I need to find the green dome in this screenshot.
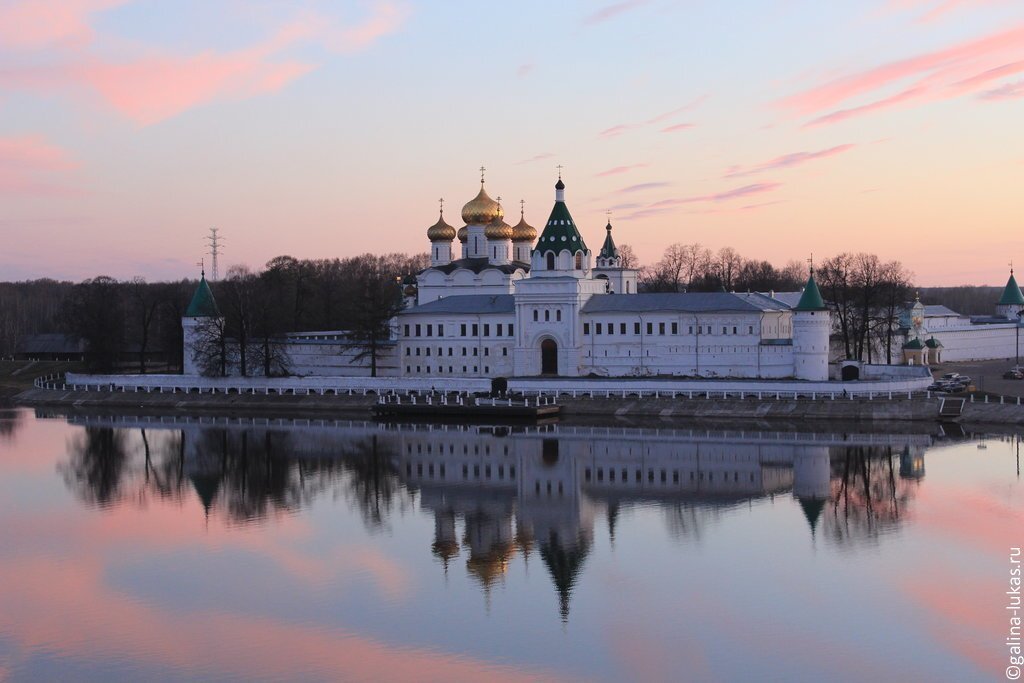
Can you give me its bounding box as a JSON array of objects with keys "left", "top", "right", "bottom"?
[
  {"left": 185, "top": 276, "right": 220, "bottom": 317},
  {"left": 903, "top": 338, "right": 924, "bottom": 350},
  {"left": 998, "top": 271, "right": 1024, "bottom": 306},
  {"left": 794, "top": 272, "right": 826, "bottom": 311}
]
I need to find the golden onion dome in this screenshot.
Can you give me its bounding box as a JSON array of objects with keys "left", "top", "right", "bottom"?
[
  {"left": 511, "top": 215, "right": 537, "bottom": 242},
  {"left": 461, "top": 184, "right": 503, "bottom": 225},
  {"left": 484, "top": 216, "right": 514, "bottom": 240},
  {"left": 457, "top": 225, "right": 468, "bottom": 243},
  {"left": 426, "top": 212, "right": 456, "bottom": 242}
]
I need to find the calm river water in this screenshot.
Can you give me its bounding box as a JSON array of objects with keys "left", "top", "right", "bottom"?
[{"left": 0, "top": 407, "right": 1020, "bottom": 682}]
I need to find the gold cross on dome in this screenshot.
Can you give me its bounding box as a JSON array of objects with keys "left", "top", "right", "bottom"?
[
  {"left": 520, "top": 198, "right": 525, "bottom": 216},
  {"left": 196, "top": 258, "right": 205, "bottom": 277},
  {"left": 556, "top": 164, "right": 564, "bottom": 179},
  {"left": 479, "top": 166, "right": 486, "bottom": 183},
  {"left": 807, "top": 253, "right": 814, "bottom": 273},
  {"left": 438, "top": 197, "right": 444, "bottom": 215}
]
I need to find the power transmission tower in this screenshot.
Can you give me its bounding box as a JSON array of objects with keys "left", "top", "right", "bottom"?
[{"left": 205, "top": 228, "right": 223, "bottom": 281}]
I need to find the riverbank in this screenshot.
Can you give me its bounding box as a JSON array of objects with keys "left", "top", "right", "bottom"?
[{"left": 14, "top": 385, "right": 1012, "bottom": 424}]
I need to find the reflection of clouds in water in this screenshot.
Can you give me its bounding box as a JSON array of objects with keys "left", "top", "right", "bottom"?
[{"left": 1, "top": 412, "right": 1006, "bottom": 681}]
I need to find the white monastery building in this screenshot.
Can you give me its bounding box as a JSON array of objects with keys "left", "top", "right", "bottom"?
[{"left": 181, "top": 172, "right": 1021, "bottom": 380}]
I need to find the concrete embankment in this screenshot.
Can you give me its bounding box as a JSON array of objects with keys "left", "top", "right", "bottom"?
[
  {"left": 17, "top": 386, "right": 1024, "bottom": 425},
  {"left": 14, "top": 387, "right": 377, "bottom": 416},
  {"left": 556, "top": 395, "right": 943, "bottom": 422}
]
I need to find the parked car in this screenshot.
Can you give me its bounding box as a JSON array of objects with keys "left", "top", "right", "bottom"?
[
  {"left": 1004, "top": 370, "right": 1023, "bottom": 380},
  {"left": 941, "top": 372, "right": 961, "bottom": 381}
]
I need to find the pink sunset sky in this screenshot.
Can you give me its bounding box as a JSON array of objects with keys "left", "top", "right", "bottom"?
[{"left": 1, "top": 0, "right": 1022, "bottom": 285}]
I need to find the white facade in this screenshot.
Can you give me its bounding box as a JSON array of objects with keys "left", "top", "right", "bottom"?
[{"left": 391, "top": 176, "right": 831, "bottom": 380}]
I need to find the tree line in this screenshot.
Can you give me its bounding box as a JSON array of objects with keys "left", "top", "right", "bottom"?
[
  {"left": 0, "top": 253, "right": 427, "bottom": 374},
  {"left": 636, "top": 244, "right": 916, "bottom": 362}
]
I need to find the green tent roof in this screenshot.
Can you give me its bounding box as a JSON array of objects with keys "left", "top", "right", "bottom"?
[
  {"left": 598, "top": 222, "right": 617, "bottom": 259},
  {"left": 903, "top": 338, "right": 924, "bottom": 350},
  {"left": 925, "top": 336, "right": 942, "bottom": 348},
  {"left": 799, "top": 497, "right": 826, "bottom": 533},
  {"left": 533, "top": 182, "right": 588, "bottom": 254},
  {"left": 794, "top": 272, "right": 826, "bottom": 311},
  {"left": 998, "top": 271, "right": 1024, "bottom": 306},
  {"left": 185, "top": 276, "right": 221, "bottom": 317}
]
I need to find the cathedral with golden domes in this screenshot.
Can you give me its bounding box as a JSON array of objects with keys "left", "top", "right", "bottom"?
[{"left": 393, "top": 171, "right": 831, "bottom": 380}]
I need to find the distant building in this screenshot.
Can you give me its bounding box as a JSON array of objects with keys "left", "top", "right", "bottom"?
[
  {"left": 15, "top": 333, "right": 85, "bottom": 361},
  {"left": 897, "top": 271, "right": 1024, "bottom": 364}
]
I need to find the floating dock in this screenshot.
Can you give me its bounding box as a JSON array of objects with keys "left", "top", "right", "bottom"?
[{"left": 372, "top": 394, "right": 560, "bottom": 422}]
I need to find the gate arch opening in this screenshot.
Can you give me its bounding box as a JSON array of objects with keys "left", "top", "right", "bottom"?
[{"left": 541, "top": 338, "right": 558, "bottom": 375}]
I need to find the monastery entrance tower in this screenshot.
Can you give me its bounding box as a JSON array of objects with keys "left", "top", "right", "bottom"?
[
  {"left": 513, "top": 176, "right": 606, "bottom": 376},
  {"left": 792, "top": 268, "right": 830, "bottom": 381}
]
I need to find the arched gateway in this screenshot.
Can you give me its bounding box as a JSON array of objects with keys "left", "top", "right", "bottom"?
[{"left": 541, "top": 339, "right": 558, "bottom": 375}]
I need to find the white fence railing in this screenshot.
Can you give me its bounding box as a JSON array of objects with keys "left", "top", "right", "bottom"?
[{"left": 29, "top": 370, "right": 957, "bottom": 404}]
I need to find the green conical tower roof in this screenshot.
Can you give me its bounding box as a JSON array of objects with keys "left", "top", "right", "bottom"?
[
  {"left": 794, "top": 270, "right": 826, "bottom": 311},
  {"left": 799, "top": 497, "right": 826, "bottom": 533},
  {"left": 185, "top": 274, "right": 221, "bottom": 317},
  {"left": 598, "top": 222, "right": 618, "bottom": 259},
  {"left": 998, "top": 270, "right": 1024, "bottom": 306},
  {"left": 533, "top": 177, "right": 588, "bottom": 254}
]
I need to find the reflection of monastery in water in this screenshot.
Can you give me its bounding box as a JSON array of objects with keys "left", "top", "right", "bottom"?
[{"left": 58, "top": 413, "right": 934, "bottom": 620}]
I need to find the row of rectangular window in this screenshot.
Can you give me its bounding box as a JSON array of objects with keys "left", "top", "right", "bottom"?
[
  {"left": 406, "top": 365, "right": 490, "bottom": 374},
  {"left": 405, "top": 462, "right": 517, "bottom": 481},
  {"left": 532, "top": 309, "right": 562, "bottom": 323},
  {"left": 403, "top": 323, "right": 513, "bottom": 338},
  {"left": 406, "top": 346, "right": 508, "bottom": 357},
  {"left": 584, "top": 467, "right": 753, "bottom": 484},
  {"left": 583, "top": 322, "right": 754, "bottom": 336}
]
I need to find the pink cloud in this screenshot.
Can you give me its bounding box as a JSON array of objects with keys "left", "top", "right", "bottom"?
[
  {"left": 651, "top": 182, "right": 782, "bottom": 208},
  {"left": 595, "top": 163, "right": 648, "bottom": 177},
  {"left": 952, "top": 59, "right": 1024, "bottom": 87},
  {"left": 725, "top": 144, "right": 855, "bottom": 178},
  {"left": 600, "top": 96, "right": 707, "bottom": 139},
  {"left": 74, "top": 50, "right": 315, "bottom": 126},
  {"left": 803, "top": 87, "right": 924, "bottom": 127},
  {"left": 582, "top": 0, "right": 649, "bottom": 26},
  {"left": 644, "top": 95, "right": 709, "bottom": 124},
  {"left": 514, "top": 152, "right": 555, "bottom": 165},
  {"left": 0, "top": 4, "right": 408, "bottom": 126},
  {"left": 781, "top": 22, "right": 1024, "bottom": 125},
  {"left": 599, "top": 124, "right": 634, "bottom": 139},
  {"left": 888, "top": 0, "right": 1009, "bottom": 23},
  {"left": 978, "top": 80, "right": 1024, "bottom": 99},
  {"left": 0, "top": 135, "right": 78, "bottom": 195},
  {"left": 0, "top": 0, "right": 128, "bottom": 50},
  {"left": 325, "top": 1, "right": 410, "bottom": 53},
  {"left": 617, "top": 181, "right": 671, "bottom": 193}
]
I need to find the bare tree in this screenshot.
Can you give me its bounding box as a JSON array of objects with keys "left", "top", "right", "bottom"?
[
  {"left": 128, "top": 277, "right": 162, "bottom": 374},
  {"left": 617, "top": 243, "right": 639, "bottom": 269}
]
